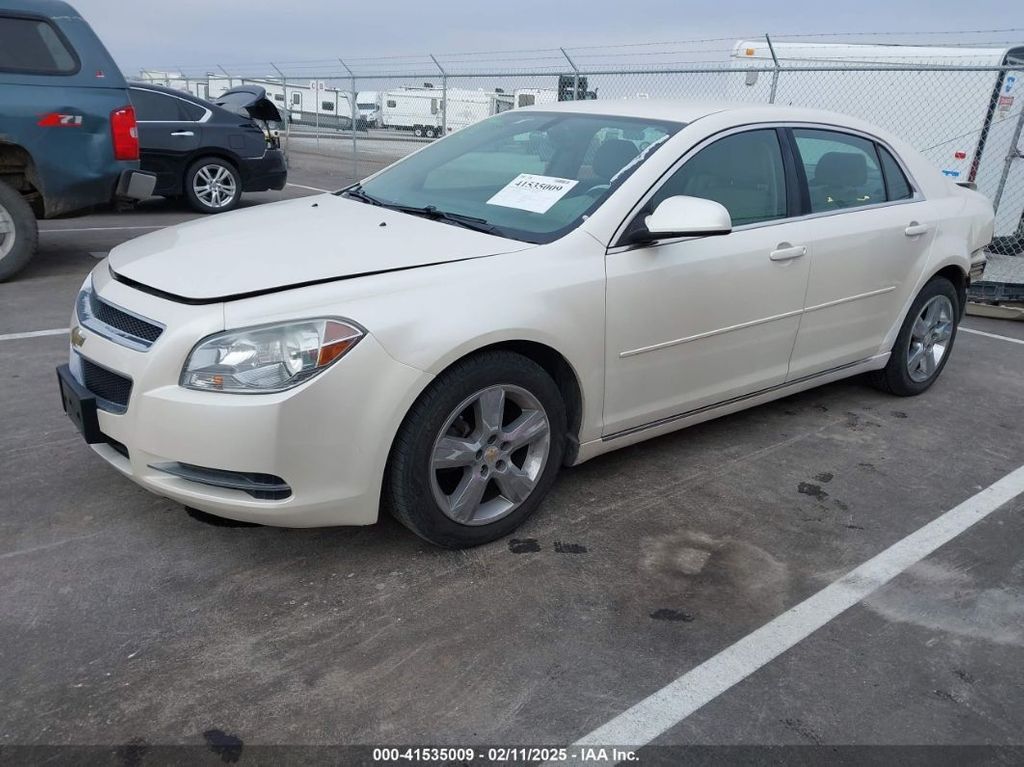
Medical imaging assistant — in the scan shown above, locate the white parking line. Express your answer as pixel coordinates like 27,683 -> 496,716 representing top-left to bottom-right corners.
961,327 -> 1024,346
287,182 -> 332,193
0,328 -> 68,341
566,464 -> 1024,752
38,225 -> 163,233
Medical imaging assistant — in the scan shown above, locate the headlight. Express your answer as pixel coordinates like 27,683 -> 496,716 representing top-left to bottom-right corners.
181,318 -> 364,393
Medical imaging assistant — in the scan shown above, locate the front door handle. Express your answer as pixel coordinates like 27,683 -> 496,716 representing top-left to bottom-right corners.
769,244 -> 807,262
170,130 -> 194,137
905,222 -> 929,237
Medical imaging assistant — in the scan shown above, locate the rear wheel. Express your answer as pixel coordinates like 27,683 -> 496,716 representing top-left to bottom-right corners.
384,351 -> 566,548
0,180 -> 37,281
184,158 -> 241,214
870,276 -> 959,396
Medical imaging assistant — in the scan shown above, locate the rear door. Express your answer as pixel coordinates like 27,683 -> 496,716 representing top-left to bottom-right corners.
130,87 -> 202,194
784,127 -> 938,379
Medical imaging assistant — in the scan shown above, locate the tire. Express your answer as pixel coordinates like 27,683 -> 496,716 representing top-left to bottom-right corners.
184,158 -> 241,214
870,276 -> 960,396
0,180 -> 38,282
425,128 -> 437,139
384,351 -> 567,548
413,127 -> 424,138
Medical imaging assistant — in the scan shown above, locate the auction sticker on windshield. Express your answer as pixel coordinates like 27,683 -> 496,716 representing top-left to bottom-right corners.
486,174 -> 579,214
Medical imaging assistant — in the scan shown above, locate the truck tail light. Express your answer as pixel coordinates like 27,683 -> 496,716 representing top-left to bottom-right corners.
110,106 -> 139,161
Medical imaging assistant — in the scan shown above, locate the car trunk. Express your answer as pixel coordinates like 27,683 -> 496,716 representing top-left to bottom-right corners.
214,86 -> 283,147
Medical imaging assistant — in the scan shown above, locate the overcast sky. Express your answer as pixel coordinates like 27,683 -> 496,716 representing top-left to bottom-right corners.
72,0 -> 1020,74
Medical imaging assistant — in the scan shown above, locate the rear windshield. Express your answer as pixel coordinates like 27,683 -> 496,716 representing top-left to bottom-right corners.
0,15 -> 78,75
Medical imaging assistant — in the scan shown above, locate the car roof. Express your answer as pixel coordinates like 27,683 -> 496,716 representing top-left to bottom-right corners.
521,99 -> 886,133
128,81 -> 203,101
0,0 -> 77,14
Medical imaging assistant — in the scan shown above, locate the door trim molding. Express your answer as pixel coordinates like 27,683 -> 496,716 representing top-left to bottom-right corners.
804,285 -> 896,314
620,307 -> 804,358
619,285 -> 896,359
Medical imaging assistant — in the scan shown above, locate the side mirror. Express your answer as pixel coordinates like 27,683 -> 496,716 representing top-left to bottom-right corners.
626,195 -> 732,245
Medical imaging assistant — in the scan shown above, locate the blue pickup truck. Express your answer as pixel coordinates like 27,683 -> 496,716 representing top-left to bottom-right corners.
0,0 -> 155,280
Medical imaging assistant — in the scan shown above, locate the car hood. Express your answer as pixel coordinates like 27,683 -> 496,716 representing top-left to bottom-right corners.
108,195 -> 534,302
214,85 -> 282,123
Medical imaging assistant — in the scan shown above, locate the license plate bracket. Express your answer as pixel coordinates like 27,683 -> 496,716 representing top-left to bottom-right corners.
56,364 -> 103,444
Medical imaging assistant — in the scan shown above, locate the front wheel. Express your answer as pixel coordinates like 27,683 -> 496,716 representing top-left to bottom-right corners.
0,180 -> 37,281
184,159 -> 241,214
384,351 -> 567,548
870,276 -> 959,396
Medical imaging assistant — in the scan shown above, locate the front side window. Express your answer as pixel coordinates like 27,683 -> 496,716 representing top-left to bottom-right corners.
352,111 -> 682,244
130,89 -> 184,121
322,100 -> 334,111
793,129 -> 885,212
641,129 -> 788,228
0,16 -> 77,74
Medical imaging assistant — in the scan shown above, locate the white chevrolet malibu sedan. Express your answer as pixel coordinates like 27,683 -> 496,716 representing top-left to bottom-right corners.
58,101 -> 994,547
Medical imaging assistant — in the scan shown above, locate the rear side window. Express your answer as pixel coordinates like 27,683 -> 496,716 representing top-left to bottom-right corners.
793,129 -> 886,212
131,89 -> 185,121
647,129 -> 788,226
0,15 -> 78,75
878,145 -> 914,201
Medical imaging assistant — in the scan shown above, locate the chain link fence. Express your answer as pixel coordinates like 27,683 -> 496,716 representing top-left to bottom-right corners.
138,36 -> 1024,275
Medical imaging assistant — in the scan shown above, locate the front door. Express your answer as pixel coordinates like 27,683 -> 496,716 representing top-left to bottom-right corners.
603,128 -> 811,435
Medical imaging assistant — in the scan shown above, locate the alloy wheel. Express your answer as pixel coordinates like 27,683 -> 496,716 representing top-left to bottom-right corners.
906,294 -> 954,383
192,164 -> 237,209
0,203 -> 14,259
429,384 -> 551,526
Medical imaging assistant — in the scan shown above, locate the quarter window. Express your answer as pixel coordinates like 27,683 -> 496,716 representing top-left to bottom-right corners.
793,129 -> 886,212
646,129 -> 788,227
877,145 -> 913,201
179,100 -> 207,121
0,16 -> 77,74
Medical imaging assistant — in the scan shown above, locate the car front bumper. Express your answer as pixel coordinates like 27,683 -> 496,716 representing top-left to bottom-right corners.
59,270 -> 430,527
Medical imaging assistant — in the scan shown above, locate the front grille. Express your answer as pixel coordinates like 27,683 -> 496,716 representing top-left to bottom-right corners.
77,288 -> 163,350
81,358 -> 133,409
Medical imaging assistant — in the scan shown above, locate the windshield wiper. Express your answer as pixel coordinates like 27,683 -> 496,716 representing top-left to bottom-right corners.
391,204 -> 497,234
342,184 -> 383,206
342,186 -> 497,234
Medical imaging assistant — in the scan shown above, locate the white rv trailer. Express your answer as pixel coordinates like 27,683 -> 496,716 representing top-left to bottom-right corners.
730,41 -> 1024,251
380,87 -> 514,137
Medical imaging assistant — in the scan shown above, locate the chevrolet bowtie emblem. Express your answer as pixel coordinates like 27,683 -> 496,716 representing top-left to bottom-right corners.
70,326 -> 87,348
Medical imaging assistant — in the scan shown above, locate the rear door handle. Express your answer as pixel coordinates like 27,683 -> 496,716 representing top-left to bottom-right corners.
170,130 -> 194,137
769,244 -> 807,262
905,222 -> 929,237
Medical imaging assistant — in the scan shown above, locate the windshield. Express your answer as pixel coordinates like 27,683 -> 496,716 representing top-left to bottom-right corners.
348,110 -> 683,243
357,103 -> 378,110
